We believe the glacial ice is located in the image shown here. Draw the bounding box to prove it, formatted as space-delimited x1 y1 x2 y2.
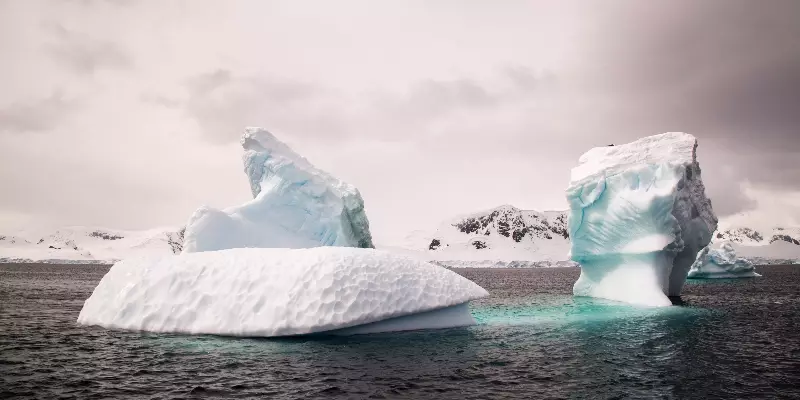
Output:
77 247 489 336
182 127 374 253
687 241 760 278
566 132 718 306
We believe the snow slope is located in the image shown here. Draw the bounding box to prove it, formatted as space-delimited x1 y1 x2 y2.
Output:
77 247 488 336
712 222 800 263
566 132 718 306
0 226 184 263
182 127 374 253
390 205 572 267
2 220 797 266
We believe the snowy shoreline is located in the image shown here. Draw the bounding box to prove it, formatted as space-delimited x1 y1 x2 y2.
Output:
2 257 795 268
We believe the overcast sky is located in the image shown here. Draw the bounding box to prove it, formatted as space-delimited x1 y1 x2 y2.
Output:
1 0 798 242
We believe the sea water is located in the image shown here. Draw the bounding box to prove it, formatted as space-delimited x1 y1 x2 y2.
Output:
1 264 798 399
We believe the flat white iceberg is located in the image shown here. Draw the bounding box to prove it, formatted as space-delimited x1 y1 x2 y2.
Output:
566 132 718 306
688 241 761 278
77 247 488 336
182 127 374 253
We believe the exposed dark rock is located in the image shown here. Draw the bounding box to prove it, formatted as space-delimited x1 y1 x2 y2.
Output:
497 220 510 237
168 228 186 254
437 206 569 249
89 231 124 240
771 234 800 245
717 227 764 243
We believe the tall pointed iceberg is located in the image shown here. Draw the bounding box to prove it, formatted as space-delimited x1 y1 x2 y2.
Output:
566 132 718 306
183 127 374 253
78 128 488 337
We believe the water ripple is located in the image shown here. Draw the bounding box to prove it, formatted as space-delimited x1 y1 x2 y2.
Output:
1 264 799 399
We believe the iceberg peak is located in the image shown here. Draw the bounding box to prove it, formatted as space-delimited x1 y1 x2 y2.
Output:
182 127 374 253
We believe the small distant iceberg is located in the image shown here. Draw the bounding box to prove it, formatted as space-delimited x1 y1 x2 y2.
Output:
688 241 761 278
78 127 488 336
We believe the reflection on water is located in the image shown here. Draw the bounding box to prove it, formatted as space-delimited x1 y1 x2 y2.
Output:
473 294 710 327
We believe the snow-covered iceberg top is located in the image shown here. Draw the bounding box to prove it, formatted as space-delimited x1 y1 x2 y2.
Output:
182 127 374 253
77 247 488 336
688 241 760 278
567 132 718 306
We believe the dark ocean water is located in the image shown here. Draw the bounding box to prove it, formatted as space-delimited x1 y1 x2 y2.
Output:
1 264 799 399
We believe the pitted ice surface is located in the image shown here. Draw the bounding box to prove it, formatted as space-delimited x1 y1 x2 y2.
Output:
77 247 488 336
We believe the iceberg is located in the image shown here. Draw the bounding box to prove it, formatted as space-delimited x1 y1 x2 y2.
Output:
78 127 489 337
566 132 718 306
182 127 374 253
77 247 488 336
687 241 761 278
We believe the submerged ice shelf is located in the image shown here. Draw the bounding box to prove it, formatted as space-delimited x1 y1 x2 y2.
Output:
182 127 374 253
77 247 488 336
567 132 718 306
688 241 761 279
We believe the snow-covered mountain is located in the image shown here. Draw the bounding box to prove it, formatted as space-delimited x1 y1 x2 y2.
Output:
389 205 573 267
715 226 800 246
0 226 184 263
711 224 800 264
2 207 799 265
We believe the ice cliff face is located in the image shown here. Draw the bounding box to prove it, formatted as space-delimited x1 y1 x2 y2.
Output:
688 241 760 278
182 127 374 253
566 132 718 306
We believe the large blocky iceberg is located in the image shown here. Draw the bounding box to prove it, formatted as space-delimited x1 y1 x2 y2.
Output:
687 241 760 278
182 127 374 253
77 247 488 336
566 132 718 306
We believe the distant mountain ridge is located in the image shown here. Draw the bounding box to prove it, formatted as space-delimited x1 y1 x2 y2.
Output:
2 207 799 265
403 205 572 263
715 226 800 246
429 205 568 250
0 226 184 263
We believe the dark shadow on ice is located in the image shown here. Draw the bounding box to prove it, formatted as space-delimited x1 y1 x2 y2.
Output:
668 296 686 306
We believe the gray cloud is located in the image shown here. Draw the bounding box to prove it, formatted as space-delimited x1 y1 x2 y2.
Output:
561 0 800 215
169 69 346 143
139 94 181 109
2 0 799 237
584 0 800 142
0 91 78 133
171 66 562 145
61 0 133 6
42 23 132 75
